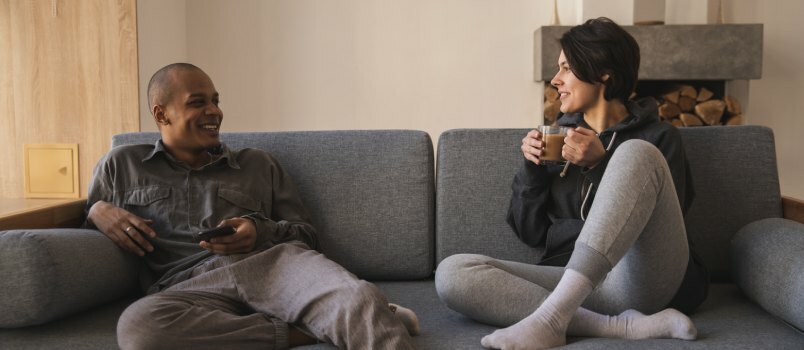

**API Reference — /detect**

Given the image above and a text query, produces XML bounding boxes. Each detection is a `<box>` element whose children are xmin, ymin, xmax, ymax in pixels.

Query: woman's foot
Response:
<box><xmin>481</xmin><ymin>269</ymin><xmax>593</xmax><ymax>350</ymax></box>
<box><xmin>481</xmin><ymin>310</ymin><xmax>566</xmax><ymax>350</ymax></box>
<box><xmin>619</xmin><ymin>308</ymin><xmax>697</xmax><ymax>340</ymax></box>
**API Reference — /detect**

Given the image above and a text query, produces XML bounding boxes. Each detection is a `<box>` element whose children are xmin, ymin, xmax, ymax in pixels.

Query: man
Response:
<box><xmin>85</xmin><ymin>63</ymin><xmax>418</xmax><ymax>349</ymax></box>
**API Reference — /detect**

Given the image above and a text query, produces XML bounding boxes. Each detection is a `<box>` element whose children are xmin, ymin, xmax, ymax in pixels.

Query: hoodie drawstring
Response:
<box><xmin>580</xmin><ymin>131</ymin><xmax>617</xmax><ymax>221</ymax></box>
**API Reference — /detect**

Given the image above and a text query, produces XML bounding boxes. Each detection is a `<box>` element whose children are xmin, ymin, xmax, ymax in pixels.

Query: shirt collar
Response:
<box><xmin>142</xmin><ymin>139</ymin><xmax>241</xmax><ymax>170</ymax></box>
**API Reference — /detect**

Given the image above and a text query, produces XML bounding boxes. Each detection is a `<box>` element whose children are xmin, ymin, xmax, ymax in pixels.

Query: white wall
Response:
<box><xmin>138</xmin><ymin>0</ymin><xmax>804</xmax><ymax>198</ymax></box>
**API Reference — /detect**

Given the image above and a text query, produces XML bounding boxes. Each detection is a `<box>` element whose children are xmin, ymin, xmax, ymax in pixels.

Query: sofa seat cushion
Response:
<box><xmin>369</xmin><ymin>282</ymin><xmax>804</xmax><ymax>349</ymax></box>
<box><xmin>0</xmin><ymin>229</ymin><xmax>139</xmax><ymax>328</ymax></box>
<box><xmin>2</xmin><ymin>283</ymin><xmax>802</xmax><ymax>349</ymax></box>
<box><xmin>732</xmin><ymin>218</ymin><xmax>804</xmax><ymax>331</ymax></box>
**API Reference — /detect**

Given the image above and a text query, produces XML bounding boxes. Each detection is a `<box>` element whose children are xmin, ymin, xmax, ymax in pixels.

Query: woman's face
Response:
<box><xmin>550</xmin><ymin>50</ymin><xmax>605</xmax><ymax>114</ymax></box>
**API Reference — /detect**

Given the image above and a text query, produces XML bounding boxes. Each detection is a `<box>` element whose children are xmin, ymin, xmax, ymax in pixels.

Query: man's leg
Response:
<box><xmin>119</xmin><ymin>242</ymin><xmax>414</xmax><ymax>349</ymax></box>
<box><xmin>117</xmin><ymin>290</ymin><xmax>290</xmax><ymax>350</ymax></box>
<box><xmin>224</xmin><ymin>242</ymin><xmax>415</xmax><ymax>349</ymax></box>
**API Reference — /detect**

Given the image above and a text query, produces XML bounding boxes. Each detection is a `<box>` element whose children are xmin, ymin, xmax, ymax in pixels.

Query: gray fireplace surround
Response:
<box><xmin>534</xmin><ymin>24</ymin><xmax>763</xmax><ymax>81</ymax></box>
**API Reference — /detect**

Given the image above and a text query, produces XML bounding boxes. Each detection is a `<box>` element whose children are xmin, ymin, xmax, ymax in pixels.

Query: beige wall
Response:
<box><xmin>731</xmin><ymin>0</ymin><xmax>804</xmax><ymax>199</ymax></box>
<box><xmin>137</xmin><ymin>0</ymin><xmax>187</xmax><ymax>128</ymax></box>
<box><xmin>1</xmin><ymin>0</ymin><xmax>139</xmax><ymax>198</ymax></box>
<box><xmin>138</xmin><ymin>0</ymin><xmax>548</xmax><ymax>142</ymax></box>
<box><xmin>138</xmin><ymin>0</ymin><xmax>804</xmax><ymax>198</ymax></box>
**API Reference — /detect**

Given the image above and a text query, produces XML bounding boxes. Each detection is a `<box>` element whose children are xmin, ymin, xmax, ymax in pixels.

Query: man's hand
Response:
<box><xmin>521</xmin><ymin>129</ymin><xmax>545</xmax><ymax>165</ymax></box>
<box><xmin>563</xmin><ymin>127</ymin><xmax>607</xmax><ymax>169</ymax></box>
<box><xmin>87</xmin><ymin>201</ymin><xmax>156</xmax><ymax>256</ymax></box>
<box><xmin>200</xmin><ymin>217</ymin><xmax>257</xmax><ymax>255</ymax></box>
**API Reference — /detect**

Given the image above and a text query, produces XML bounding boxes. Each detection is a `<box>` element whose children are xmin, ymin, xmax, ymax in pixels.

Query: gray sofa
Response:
<box><xmin>1</xmin><ymin>126</ymin><xmax>802</xmax><ymax>349</ymax></box>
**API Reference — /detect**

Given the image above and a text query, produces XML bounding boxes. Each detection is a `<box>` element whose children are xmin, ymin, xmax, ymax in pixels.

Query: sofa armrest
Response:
<box><xmin>0</xmin><ymin>198</ymin><xmax>86</xmax><ymax>231</ymax></box>
<box><xmin>782</xmin><ymin>196</ymin><xmax>804</xmax><ymax>225</ymax></box>
<box><xmin>732</xmin><ymin>218</ymin><xmax>804</xmax><ymax>331</ymax></box>
<box><xmin>0</xmin><ymin>228</ymin><xmax>140</xmax><ymax>328</ymax></box>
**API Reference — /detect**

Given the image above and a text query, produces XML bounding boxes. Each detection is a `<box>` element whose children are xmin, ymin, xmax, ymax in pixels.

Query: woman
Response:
<box><xmin>435</xmin><ymin>18</ymin><xmax>708</xmax><ymax>350</ymax></box>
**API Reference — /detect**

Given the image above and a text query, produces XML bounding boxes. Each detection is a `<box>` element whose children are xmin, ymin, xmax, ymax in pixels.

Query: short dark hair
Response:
<box><xmin>147</xmin><ymin>63</ymin><xmax>204</xmax><ymax>112</ymax></box>
<box><xmin>559</xmin><ymin>17</ymin><xmax>640</xmax><ymax>102</ymax></box>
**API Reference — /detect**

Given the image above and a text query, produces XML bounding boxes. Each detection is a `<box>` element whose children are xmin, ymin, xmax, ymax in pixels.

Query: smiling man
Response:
<box><xmin>85</xmin><ymin>63</ymin><xmax>418</xmax><ymax>349</ymax></box>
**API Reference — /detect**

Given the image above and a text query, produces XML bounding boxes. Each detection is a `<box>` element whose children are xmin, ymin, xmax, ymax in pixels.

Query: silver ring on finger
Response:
<box><xmin>124</xmin><ymin>226</ymin><xmax>133</xmax><ymax>235</ymax></box>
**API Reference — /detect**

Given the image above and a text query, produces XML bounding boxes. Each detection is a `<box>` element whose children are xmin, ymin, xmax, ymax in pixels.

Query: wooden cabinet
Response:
<box><xmin>0</xmin><ymin>0</ymin><xmax>139</xmax><ymax>198</ymax></box>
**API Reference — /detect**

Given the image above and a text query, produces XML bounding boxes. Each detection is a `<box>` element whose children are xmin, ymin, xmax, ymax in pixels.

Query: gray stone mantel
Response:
<box><xmin>534</xmin><ymin>24</ymin><xmax>763</xmax><ymax>81</ymax></box>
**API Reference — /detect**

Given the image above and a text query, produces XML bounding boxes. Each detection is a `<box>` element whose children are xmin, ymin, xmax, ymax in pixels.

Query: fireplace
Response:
<box><xmin>534</xmin><ymin>24</ymin><xmax>762</xmax><ymax>127</ymax></box>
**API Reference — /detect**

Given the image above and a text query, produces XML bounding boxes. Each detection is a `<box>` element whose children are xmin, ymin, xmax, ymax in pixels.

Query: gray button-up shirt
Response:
<box><xmin>85</xmin><ymin>140</ymin><xmax>317</xmax><ymax>293</ymax></box>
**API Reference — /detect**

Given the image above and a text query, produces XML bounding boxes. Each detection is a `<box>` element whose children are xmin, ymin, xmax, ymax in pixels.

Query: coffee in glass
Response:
<box><xmin>539</xmin><ymin>125</ymin><xmax>570</xmax><ymax>165</ymax></box>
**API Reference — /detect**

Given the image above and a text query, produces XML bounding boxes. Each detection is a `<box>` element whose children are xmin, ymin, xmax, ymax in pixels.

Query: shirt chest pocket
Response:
<box><xmin>123</xmin><ymin>186</ymin><xmax>171</xmax><ymax>206</ymax></box>
<box><xmin>122</xmin><ymin>186</ymin><xmax>171</xmax><ymax>224</ymax></box>
<box><xmin>217</xmin><ymin>187</ymin><xmax>262</xmax><ymax>215</ymax></box>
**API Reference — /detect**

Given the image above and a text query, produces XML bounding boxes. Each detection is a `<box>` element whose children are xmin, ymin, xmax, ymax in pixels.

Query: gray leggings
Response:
<box><xmin>435</xmin><ymin>140</ymin><xmax>689</xmax><ymax>327</ymax></box>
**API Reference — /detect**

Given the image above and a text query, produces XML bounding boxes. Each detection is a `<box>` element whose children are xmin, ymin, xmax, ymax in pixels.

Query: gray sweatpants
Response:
<box><xmin>435</xmin><ymin>140</ymin><xmax>689</xmax><ymax>327</ymax></box>
<box><xmin>117</xmin><ymin>242</ymin><xmax>414</xmax><ymax>349</ymax></box>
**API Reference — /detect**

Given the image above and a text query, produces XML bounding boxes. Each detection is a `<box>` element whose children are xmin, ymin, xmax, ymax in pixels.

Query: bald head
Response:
<box><xmin>147</xmin><ymin>63</ymin><xmax>205</xmax><ymax>113</ymax></box>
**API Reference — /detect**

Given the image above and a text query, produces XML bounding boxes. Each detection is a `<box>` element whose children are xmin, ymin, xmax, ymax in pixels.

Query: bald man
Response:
<box><xmin>85</xmin><ymin>63</ymin><xmax>418</xmax><ymax>349</ymax></box>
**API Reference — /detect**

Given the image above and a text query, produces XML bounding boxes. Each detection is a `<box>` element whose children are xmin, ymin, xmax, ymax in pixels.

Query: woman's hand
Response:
<box><xmin>87</xmin><ymin>201</ymin><xmax>156</xmax><ymax>256</ymax></box>
<box><xmin>521</xmin><ymin>129</ymin><xmax>545</xmax><ymax>165</ymax></box>
<box><xmin>200</xmin><ymin>217</ymin><xmax>258</xmax><ymax>255</ymax></box>
<box><xmin>563</xmin><ymin>127</ymin><xmax>607</xmax><ymax>169</ymax></box>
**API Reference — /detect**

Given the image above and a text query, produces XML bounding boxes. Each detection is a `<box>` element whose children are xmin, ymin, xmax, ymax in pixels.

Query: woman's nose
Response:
<box><xmin>550</xmin><ymin>73</ymin><xmax>561</xmax><ymax>88</ymax></box>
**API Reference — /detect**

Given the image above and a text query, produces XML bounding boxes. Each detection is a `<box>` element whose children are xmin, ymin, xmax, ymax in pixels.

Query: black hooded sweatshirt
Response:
<box><xmin>506</xmin><ymin>97</ymin><xmax>708</xmax><ymax>313</ymax></box>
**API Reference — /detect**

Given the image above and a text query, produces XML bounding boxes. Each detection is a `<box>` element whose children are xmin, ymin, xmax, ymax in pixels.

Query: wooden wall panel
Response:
<box><xmin>0</xmin><ymin>0</ymin><xmax>139</xmax><ymax>198</ymax></box>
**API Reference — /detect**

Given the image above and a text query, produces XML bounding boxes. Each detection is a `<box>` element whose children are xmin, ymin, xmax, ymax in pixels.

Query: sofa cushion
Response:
<box><xmin>436</xmin><ymin>129</ymin><xmax>543</xmax><ymax>264</ymax></box>
<box><xmin>7</xmin><ymin>283</ymin><xmax>799</xmax><ymax>349</ymax></box>
<box><xmin>680</xmin><ymin>126</ymin><xmax>782</xmax><ymax>281</ymax></box>
<box><xmin>0</xmin><ymin>229</ymin><xmax>139</xmax><ymax>328</ymax></box>
<box><xmin>732</xmin><ymin>218</ymin><xmax>804</xmax><ymax>331</ymax></box>
<box><xmin>112</xmin><ymin>130</ymin><xmax>435</xmax><ymax>280</ymax></box>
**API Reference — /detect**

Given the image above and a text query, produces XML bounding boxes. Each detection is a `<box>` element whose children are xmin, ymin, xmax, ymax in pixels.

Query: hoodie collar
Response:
<box><xmin>143</xmin><ymin>139</ymin><xmax>241</xmax><ymax>170</ymax></box>
<box><xmin>556</xmin><ymin>97</ymin><xmax>659</xmax><ymax>134</ymax></box>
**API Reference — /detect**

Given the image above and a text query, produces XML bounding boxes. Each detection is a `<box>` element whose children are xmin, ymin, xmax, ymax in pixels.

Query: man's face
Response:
<box><xmin>158</xmin><ymin>69</ymin><xmax>223</xmax><ymax>152</ymax></box>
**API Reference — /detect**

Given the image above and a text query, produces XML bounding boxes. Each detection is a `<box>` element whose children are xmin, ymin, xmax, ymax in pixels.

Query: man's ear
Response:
<box><xmin>152</xmin><ymin>105</ymin><xmax>170</xmax><ymax>126</ymax></box>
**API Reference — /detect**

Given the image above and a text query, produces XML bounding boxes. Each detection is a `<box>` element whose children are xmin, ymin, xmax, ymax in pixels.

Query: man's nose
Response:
<box><xmin>206</xmin><ymin>103</ymin><xmax>222</xmax><ymax>115</ymax></box>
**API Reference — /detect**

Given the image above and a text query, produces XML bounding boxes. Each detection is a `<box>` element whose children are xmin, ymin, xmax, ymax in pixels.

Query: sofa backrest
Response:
<box><xmin>435</xmin><ymin>126</ymin><xmax>782</xmax><ymax>282</ymax></box>
<box><xmin>112</xmin><ymin>130</ymin><xmax>435</xmax><ymax>280</ymax></box>
<box><xmin>436</xmin><ymin>129</ymin><xmax>545</xmax><ymax>264</ymax></box>
<box><xmin>680</xmin><ymin>126</ymin><xmax>781</xmax><ymax>281</ymax></box>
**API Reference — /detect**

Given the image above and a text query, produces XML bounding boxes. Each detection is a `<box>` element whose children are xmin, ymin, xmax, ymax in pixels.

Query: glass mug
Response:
<box><xmin>539</xmin><ymin>125</ymin><xmax>570</xmax><ymax>165</ymax></box>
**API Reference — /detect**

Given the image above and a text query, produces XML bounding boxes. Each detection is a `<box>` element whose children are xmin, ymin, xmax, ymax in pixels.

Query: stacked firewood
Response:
<box><xmin>656</xmin><ymin>85</ymin><xmax>743</xmax><ymax>127</ymax></box>
<box><xmin>543</xmin><ymin>83</ymin><xmax>744</xmax><ymax>127</ymax></box>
